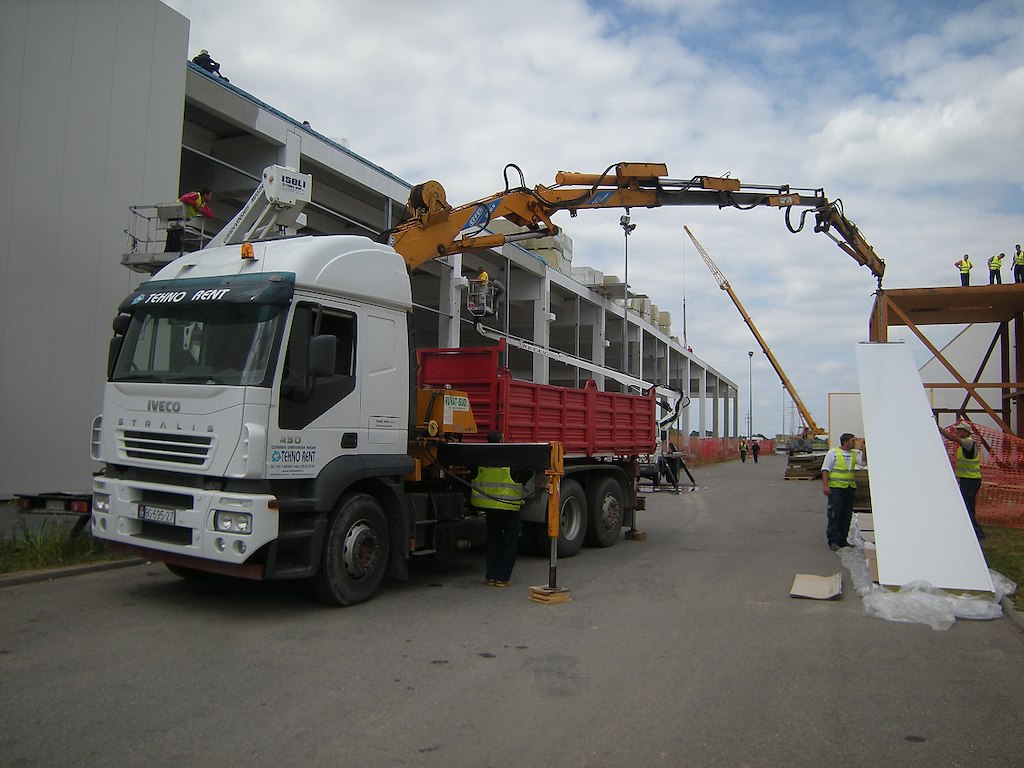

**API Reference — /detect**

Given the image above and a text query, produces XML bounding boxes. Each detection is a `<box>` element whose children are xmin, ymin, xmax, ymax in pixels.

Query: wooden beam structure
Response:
<box><xmin>869</xmin><ymin>285</ymin><xmax>1024</xmax><ymax>437</ymax></box>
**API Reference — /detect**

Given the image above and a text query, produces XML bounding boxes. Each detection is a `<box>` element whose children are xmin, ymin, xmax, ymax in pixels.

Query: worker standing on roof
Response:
<box><xmin>821</xmin><ymin>433</ymin><xmax>861</xmax><ymax>551</ymax></box>
<box><xmin>1014</xmin><ymin>244</ymin><xmax>1024</xmax><ymax>284</ymax></box>
<box><xmin>191</xmin><ymin>49</ymin><xmax>229</xmax><ymax>82</ymax></box>
<box><xmin>938</xmin><ymin>420</ymin><xmax>985</xmax><ymax>541</ymax></box>
<box><xmin>955</xmin><ymin>254</ymin><xmax>973</xmax><ymax>286</ymax></box>
<box><xmin>987</xmin><ymin>253</ymin><xmax>1003</xmax><ymax>285</ymax></box>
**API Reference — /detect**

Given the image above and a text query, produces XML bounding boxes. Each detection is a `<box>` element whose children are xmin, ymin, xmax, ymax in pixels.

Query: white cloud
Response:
<box><xmin>162</xmin><ymin>0</ymin><xmax>1024</xmax><ymax>437</ymax></box>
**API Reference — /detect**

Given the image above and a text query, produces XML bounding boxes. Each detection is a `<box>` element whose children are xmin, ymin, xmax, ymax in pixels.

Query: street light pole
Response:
<box><xmin>620</xmin><ymin>215</ymin><xmax>636</xmax><ymax>375</ymax></box>
<box><xmin>748</xmin><ymin>350</ymin><xmax>754</xmax><ymax>438</ymax></box>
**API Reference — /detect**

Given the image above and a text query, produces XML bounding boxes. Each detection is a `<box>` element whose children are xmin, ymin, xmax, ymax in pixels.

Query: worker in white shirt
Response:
<box><xmin>821</xmin><ymin>433</ymin><xmax>862</xmax><ymax>551</ymax></box>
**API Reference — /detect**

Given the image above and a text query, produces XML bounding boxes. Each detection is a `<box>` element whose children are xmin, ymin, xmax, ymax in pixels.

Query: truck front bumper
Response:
<box><xmin>91</xmin><ymin>476</ymin><xmax>279</xmax><ymax>571</ymax></box>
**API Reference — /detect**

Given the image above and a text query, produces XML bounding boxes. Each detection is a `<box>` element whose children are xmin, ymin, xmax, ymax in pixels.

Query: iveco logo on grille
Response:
<box><xmin>148</xmin><ymin>400</ymin><xmax>182</xmax><ymax>413</ymax></box>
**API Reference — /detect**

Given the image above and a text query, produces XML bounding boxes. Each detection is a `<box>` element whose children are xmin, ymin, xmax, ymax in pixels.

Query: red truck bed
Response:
<box><xmin>416</xmin><ymin>344</ymin><xmax>656</xmax><ymax>457</ymax></box>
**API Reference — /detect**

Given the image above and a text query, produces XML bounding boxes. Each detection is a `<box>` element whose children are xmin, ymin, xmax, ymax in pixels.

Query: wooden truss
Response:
<box><xmin>869</xmin><ymin>285</ymin><xmax>1024</xmax><ymax>437</ymax></box>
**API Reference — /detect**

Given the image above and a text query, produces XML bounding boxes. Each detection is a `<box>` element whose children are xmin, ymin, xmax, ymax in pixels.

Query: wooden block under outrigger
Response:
<box><xmin>529</xmin><ymin>585</ymin><xmax>572</xmax><ymax>604</ymax></box>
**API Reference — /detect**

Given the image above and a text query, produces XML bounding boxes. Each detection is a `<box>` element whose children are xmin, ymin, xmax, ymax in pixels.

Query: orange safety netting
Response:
<box><xmin>944</xmin><ymin>424</ymin><xmax>1024</xmax><ymax>529</ymax></box>
<box><xmin>680</xmin><ymin>436</ymin><xmax>776</xmax><ymax>467</ymax></box>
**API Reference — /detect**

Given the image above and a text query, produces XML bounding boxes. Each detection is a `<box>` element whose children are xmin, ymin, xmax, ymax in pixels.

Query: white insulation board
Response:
<box><xmin>855</xmin><ymin>343</ymin><xmax>993</xmax><ymax>592</ymax></box>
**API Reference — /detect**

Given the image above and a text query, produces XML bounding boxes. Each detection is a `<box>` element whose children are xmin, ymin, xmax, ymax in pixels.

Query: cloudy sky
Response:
<box><xmin>163</xmin><ymin>0</ymin><xmax>1024</xmax><ymax>438</ymax></box>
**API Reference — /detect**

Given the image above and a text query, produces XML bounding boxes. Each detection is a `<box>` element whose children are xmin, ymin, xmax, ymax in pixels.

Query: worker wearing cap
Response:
<box><xmin>939</xmin><ymin>420</ymin><xmax>985</xmax><ymax>540</ymax></box>
<box><xmin>987</xmin><ymin>253</ymin><xmax>1004</xmax><ymax>285</ymax></box>
<box><xmin>1014</xmin><ymin>244</ymin><xmax>1024</xmax><ymax>284</ymax></box>
<box><xmin>955</xmin><ymin>254</ymin><xmax>973</xmax><ymax>286</ymax></box>
<box><xmin>821</xmin><ymin>433</ymin><xmax>862</xmax><ymax>550</ymax></box>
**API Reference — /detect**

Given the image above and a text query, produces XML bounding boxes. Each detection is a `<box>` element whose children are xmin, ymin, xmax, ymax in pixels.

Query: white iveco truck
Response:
<box><xmin>90</xmin><ymin>233</ymin><xmax>429</xmax><ymax>604</ymax></box>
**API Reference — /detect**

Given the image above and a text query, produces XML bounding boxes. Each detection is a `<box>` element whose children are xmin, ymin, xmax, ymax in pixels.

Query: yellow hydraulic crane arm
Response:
<box><xmin>383</xmin><ymin>162</ymin><xmax>886</xmax><ymax>283</ymax></box>
<box><xmin>684</xmin><ymin>225</ymin><xmax>826</xmax><ymax>438</ymax></box>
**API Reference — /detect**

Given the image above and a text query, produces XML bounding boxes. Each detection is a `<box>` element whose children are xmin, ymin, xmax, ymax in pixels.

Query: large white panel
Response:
<box><xmin>855</xmin><ymin>342</ymin><xmax>993</xmax><ymax>592</ymax></box>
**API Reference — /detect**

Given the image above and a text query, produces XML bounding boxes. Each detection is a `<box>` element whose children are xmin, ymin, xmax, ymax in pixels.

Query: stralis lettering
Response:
<box><xmin>148</xmin><ymin>400</ymin><xmax>182</xmax><ymax>413</ymax></box>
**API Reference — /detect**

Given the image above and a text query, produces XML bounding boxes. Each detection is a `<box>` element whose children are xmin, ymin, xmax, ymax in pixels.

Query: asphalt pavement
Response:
<box><xmin>2</xmin><ymin>454</ymin><xmax>1023</xmax><ymax>767</ymax></box>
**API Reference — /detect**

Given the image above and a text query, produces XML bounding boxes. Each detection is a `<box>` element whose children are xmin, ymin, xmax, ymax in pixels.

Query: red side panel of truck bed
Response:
<box><xmin>416</xmin><ymin>344</ymin><xmax>656</xmax><ymax>457</ymax></box>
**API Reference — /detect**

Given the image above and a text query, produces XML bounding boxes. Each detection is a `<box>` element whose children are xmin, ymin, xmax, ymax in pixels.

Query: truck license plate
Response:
<box><xmin>138</xmin><ymin>504</ymin><xmax>176</xmax><ymax>525</ymax></box>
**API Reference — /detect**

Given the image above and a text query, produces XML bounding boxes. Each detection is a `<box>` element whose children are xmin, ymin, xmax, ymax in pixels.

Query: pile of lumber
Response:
<box><xmin>784</xmin><ymin>453</ymin><xmax>823</xmax><ymax>480</ymax></box>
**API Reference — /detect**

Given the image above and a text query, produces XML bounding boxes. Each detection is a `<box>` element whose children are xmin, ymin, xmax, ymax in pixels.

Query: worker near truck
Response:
<box><xmin>1014</xmin><ymin>244</ymin><xmax>1024</xmax><ymax>284</ymax></box>
<box><xmin>180</xmin><ymin>187</ymin><xmax>214</xmax><ymax>219</ymax></box>
<box><xmin>165</xmin><ymin>187</ymin><xmax>214</xmax><ymax>253</ymax></box>
<box><xmin>938</xmin><ymin>420</ymin><xmax>985</xmax><ymax>540</ymax></box>
<box><xmin>471</xmin><ymin>432</ymin><xmax>529</xmax><ymax>587</ymax></box>
<box><xmin>821</xmin><ymin>433</ymin><xmax>861</xmax><ymax>551</ymax></box>
<box><xmin>955</xmin><ymin>254</ymin><xmax>973</xmax><ymax>286</ymax></box>
<box><xmin>987</xmin><ymin>253</ymin><xmax>1004</xmax><ymax>285</ymax></box>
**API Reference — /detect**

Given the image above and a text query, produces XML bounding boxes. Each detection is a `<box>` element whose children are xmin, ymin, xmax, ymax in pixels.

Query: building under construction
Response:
<box><xmin>1</xmin><ymin>0</ymin><xmax>741</xmax><ymax>498</ymax></box>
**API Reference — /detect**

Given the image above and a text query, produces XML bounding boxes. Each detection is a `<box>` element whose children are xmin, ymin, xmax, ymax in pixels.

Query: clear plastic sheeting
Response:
<box><xmin>838</xmin><ymin>543</ymin><xmax>1014</xmax><ymax>631</ymax></box>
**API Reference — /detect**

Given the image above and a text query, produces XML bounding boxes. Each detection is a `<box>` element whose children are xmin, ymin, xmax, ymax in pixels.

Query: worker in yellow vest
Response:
<box><xmin>179</xmin><ymin>187</ymin><xmax>214</xmax><ymax>219</ymax></box>
<box><xmin>471</xmin><ymin>432</ymin><xmax>529</xmax><ymax>586</ymax></box>
<box><xmin>939</xmin><ymin>420</ymin><xmax>985</xmax><ymax>540</ymax></box>
<box><xmin>954</xmin><ymin>254</ymin><xmax>973</xmax><ymax>286</ymax></box>
<box><xmin>987</xmin><ymin>252</ymin><xmax>1004</xmax><ymax>285</ymax></box>
<box><xmin>1014</xmin><ymin>244</ymin><xmax>1024</xmax><ymax>284</ymax></box>
<box><xmin>165</xmin><ymin>187</ymin><xmax>214</xmax><ymax>253</ymax></box>
<box><xmin>821</xmin><ymin>433</ymin><xmax>862</xmax><ymax>550</ymax></box>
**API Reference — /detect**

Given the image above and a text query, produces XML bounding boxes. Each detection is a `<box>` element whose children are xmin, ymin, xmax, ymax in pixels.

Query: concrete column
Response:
<box><xmin>532</xmin><ymin>272</ymin><xmax>552</xmax><ymax>384</ymax></box>
<box><xmin>698</xmin><ymin>367</ymin><xmax>708</xmax><ymax>439</ymax></box>
<box><xmin>438</xmin><ymin>254</ymin><xmax>464</xmax><ymax>348</ymax></box>
<box><xmin>592</xmin><ymin>304</ymin><xmax>606</xmax><ymax>390</ymax></box>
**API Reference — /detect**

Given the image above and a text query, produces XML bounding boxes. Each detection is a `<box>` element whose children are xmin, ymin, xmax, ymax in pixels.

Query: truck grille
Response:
<box><xmin>119</xmin><ymin>430</ymin><xmax>214</xmax><ymax>467</ymax></box>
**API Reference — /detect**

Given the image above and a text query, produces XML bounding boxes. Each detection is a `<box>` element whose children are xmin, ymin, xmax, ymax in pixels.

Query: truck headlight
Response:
<box><xmin>214</xmin><ymin>510</ymin><xmax>252</xmax><ymax>534</ymax></box>
<box><xmin>93</xmin><ymin>493</ymin><xmax>110</xmax><ymax>514</ymax></box>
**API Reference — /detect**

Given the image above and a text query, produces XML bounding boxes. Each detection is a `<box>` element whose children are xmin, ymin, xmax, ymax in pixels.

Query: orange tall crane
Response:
<box><xmin>685</xmin><ymin>225</ymin><xmax>826</xmax><ymax>438</ymax></box>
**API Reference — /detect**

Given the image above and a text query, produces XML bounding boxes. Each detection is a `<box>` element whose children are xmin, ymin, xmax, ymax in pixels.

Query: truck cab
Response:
<box><xmin>91</xmin><ymin>236</ymin><xmax>416</xmax><ymax>602</ymax></box>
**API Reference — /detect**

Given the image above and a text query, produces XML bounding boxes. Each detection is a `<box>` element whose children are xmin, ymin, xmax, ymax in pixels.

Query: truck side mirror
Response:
<box><xmin>308</xmin><ymin>334</ymin><xmax>336</xmax><ymax>377</ymax></box>
<box><xmin>107</xmin><ymin>337</ymin><xmax>122</xmax><ymax>379</ymax></box>
<box><xmin>108</xmin><ymin>314</ymin><xmax>130</xmax><ymax>378</ymax></box>
<box><xmin>112</xmin><ymin>314</ymin><xmax>131</xmax><ymax>335</ymax></box>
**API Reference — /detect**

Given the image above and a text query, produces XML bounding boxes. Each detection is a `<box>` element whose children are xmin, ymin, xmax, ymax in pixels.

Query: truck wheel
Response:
<box><xmin>585</xmin><ymin>476</ymin><xmax>623</xmax><ymax>548</ymax></box>
<box><xmin>313</xmin><ymin>493</ymin><xmax>389</xmax><ymax>606</ymax></box>
<box><xmin>553</xmin><ymin>478</ymin><xmax>587</xmax><ymax>558</ymax></box>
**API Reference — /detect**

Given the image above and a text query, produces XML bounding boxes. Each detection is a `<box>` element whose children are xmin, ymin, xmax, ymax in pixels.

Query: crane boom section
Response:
<box><xmin>386</xmin><ymin>162</ymin><xmax>885</xmax><ymax>278</ymax></box>
<box><xmin>684</xmin><ymin>226</ymin><xmax>825</xmax><ymax>437</ymax></box>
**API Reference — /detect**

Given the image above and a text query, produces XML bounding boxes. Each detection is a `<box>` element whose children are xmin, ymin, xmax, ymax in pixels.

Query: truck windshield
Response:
<box><xmin>112</xmin><ymin>304</ymin><xmax>286</xmax><ymax>386</ymax></box>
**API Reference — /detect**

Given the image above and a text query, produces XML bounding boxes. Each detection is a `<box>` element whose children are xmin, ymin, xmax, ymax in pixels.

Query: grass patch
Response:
<box><xmin>980</xmin><ymin>525</ymin><xmax>1024</xmax><ymax>603</ymax></box>
<box><xmin>0</xmin><ymin>518</ymin><xmax>127</xmax><ymax>575</ymax></box>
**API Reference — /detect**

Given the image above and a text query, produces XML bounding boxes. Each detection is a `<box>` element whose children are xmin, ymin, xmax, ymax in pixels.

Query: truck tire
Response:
<box><xmin>585</xmin><ymin>476</ymin><xmax>623</xmax><ymax>548</ymax></box>
<box><xmin>313</xmin><ymin>493</ymin><xmax>389</xmax><ymax>606</ymax></box>
<box><xmin>534</xmin><ymin>478</ymin><xmax>587</xmax><ymax>557</ymax></box>
<box><xmin>556</xmin><ymin>478</ymin><xmax>587</xmax><ymax>557</ymax></box>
